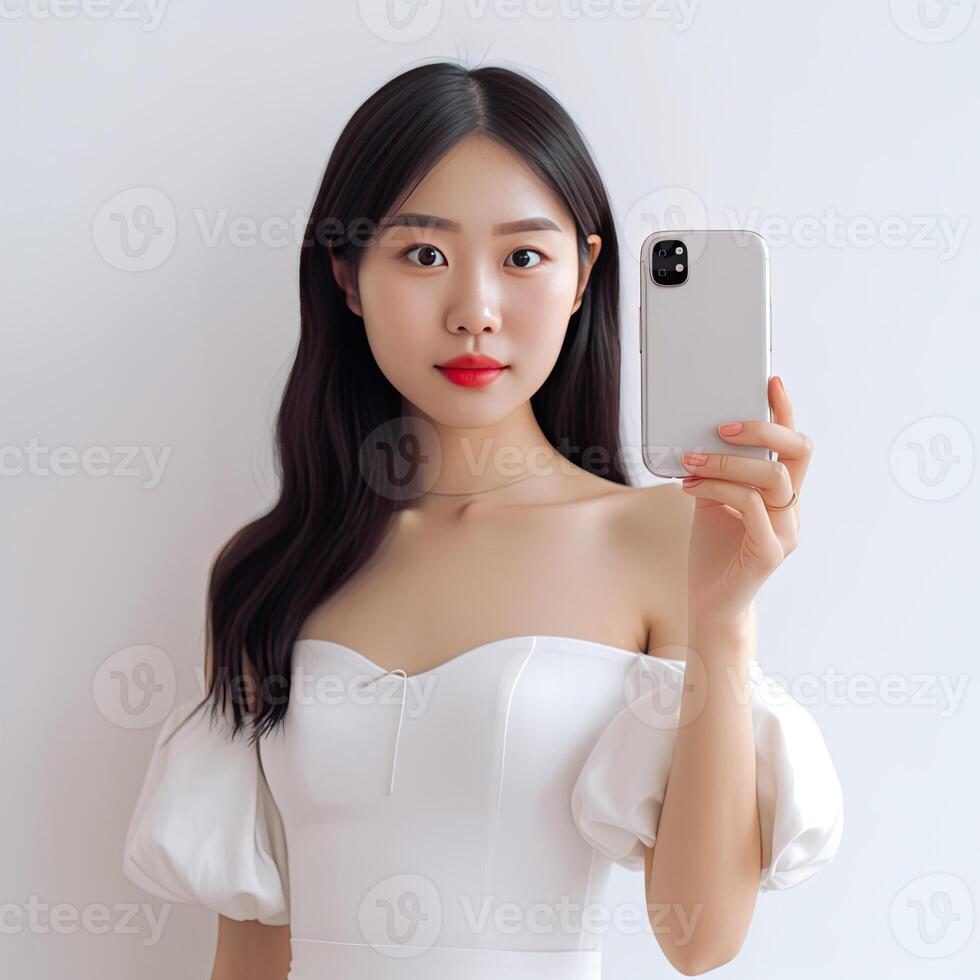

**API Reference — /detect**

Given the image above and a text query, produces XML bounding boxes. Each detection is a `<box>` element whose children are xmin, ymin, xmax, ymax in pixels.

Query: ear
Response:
<box><xmin>570</xmin><ymin>234</ymin><xmax>602</xmax><ymax>316</ymax></box>
<box><xmin>328</xmin><ymin>247</ymin><xmax>363</xmax><ymax>318</ymax></box>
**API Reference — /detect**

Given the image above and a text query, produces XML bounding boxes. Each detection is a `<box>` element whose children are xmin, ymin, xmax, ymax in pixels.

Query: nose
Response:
<box><xmin>444</xmin><ymin>267</ymin><xmax>502</xmax><ymax>337</ymax></box>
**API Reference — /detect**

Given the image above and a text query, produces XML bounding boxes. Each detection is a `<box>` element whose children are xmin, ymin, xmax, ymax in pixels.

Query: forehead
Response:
<box><xmin>386</xmin><ymin>135</ymin><xmax>575</xmax><ymax>236</ymax></box>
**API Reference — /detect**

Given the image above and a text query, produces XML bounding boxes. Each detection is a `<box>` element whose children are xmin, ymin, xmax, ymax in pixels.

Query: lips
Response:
<box><xmin>437</xmin><ymin>354</ymin><xmax>503</xmax><ymax>370</ymax></box>
<box><xmin>435</xmin><ymin>353</ymin><xmax>507</xmax><ymax>388</ymax></box>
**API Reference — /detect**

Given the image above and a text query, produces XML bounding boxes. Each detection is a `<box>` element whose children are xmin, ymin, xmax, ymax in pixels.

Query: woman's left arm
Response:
<box><xmin>646</xmin><ymin>375</ymin><xmax>811</xmax><ymax>975</ymax></box>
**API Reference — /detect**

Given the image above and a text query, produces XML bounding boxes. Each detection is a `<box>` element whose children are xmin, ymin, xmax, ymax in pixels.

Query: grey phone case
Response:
<box><xmin>640</xmin><ymin>229</ymin><xmax>773</xmax><ymax>479</ymax></box>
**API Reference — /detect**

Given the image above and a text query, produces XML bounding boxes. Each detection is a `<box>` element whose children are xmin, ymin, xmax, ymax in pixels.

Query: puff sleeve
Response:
<box><xmin>570</xmin><ymin>657</ymin><xmax>844</xmax><ymax>891</ymax></box>
<box><xmin>122</xmin><ymin>695</ymin><xmax>290</xmax><ymax>924</ymax></box>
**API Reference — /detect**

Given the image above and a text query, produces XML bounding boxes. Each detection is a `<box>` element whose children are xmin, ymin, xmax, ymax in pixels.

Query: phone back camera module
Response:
<box><xmin>651</xmin><ymin>239</ymin><xmax>687</xmax><ymax>285</ymax></box>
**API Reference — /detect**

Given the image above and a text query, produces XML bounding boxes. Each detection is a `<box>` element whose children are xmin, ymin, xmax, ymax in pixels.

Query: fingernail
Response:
<box><xmin>718</xmin><ymin>422</ymin><xmax>742</xmax><ymax>435</ymax></box>
<box><xmin>683</xmin><ymin>452</ymin><xmax>708</xmax><ymax>466</ymax></box>
<box><xmin>776</xmin><ymin>376</ymin><xmax>785</xmax><ymax>393</ymax></box>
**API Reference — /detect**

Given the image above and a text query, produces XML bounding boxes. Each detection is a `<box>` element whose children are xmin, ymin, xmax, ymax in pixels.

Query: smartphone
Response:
<box><xmin>640</xmin><ymin>229</ymin><xmax>773</xmax><ymax>479</ymax></box>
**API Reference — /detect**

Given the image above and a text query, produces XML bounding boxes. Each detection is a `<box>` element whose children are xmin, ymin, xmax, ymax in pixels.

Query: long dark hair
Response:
<box><xmin>192</xmin><ymin>60</ymin><xmax>629</xmax><ymax>745</ymax></box>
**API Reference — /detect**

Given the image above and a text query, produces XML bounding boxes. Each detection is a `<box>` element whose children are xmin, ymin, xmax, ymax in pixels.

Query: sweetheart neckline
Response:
<box><xmin>293</xmin><ymin>633</ymin><xmax>666</xmax><ymax>682</ymax></box>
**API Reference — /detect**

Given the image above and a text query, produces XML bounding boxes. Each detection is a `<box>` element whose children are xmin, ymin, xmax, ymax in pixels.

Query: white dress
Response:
<box><xmin>122</xmin><ymin>634</ymin><xmax>844</xmax><ymax>979</ymax></box>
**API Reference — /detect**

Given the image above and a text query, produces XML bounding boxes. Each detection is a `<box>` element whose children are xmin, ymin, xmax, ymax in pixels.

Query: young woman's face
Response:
<box><xmin>333</xmin><ymin>134</ymin><xmax>601</xmax><ymax>429</ymax></box>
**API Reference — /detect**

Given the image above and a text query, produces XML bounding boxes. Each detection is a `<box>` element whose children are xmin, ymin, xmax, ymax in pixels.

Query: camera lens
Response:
<box><xmin>658</xmin><ymin>249</ymin><xmax>666</xmax><ymax>257</ymax></box>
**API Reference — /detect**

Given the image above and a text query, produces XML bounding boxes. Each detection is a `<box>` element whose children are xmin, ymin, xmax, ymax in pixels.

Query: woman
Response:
<box><xmin>123</xmin><ymin>61</ymin><xmax>843</xmax><ymax>979</ymax></box>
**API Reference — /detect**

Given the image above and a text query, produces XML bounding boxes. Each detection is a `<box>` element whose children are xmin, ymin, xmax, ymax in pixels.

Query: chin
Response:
<box><xmin>419</xmin><ymin>398</ymin><xmax>515</xmax><ymax>429</ymax></box>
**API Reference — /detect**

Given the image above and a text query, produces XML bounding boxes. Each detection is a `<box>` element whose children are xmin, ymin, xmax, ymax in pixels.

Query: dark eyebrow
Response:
<box><xmin>378</xmin><ymin>213</ymin><xmax>563</xmax><ymax>235</ymax></box>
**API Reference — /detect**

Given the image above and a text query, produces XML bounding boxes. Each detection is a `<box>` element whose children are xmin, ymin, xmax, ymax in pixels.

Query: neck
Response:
<box><xmin>398</xmin><ymin>398</ymin><xmax>567</xmax><ymax>510</ymax></box>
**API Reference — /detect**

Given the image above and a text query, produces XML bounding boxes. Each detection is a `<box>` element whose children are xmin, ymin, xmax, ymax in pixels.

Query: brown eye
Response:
<box><xmin>506</xmin><ymin>248</ymin><xmax>542</xmax><ymax>269</ymax></box>
<box><xmin>405</xmin><ymin>244</ymin><xmax>446</xmax><ymax>268</ymax></box>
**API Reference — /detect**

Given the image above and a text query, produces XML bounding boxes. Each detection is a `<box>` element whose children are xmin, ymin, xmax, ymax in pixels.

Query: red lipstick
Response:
<box><xmin>435</xmin><ymin>353</ymin><xmax>507</xmax><ymax>388</ymax></box>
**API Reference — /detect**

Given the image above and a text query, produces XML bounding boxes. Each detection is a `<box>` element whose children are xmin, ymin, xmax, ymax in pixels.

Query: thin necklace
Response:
<box><xmin>422</xmin><ymin>470</ymin><xmax>536</xmax><ymax>496</ymax></box>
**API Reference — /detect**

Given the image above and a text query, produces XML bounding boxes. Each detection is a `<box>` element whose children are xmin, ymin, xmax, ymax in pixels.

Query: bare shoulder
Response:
<box><xmin>600</xmin><ymin>481</ymin><xmax>759</xmax><ymax>660</ymax></box>
<box><xmin>600</xmin><ymin>479</ymin><xmax>695</xmax><ymax>549</ymax></box>
<box><xmin>599</xmin><ymin>481</ymin><xmax>696</xmax><ymax>657</ymax></box>
<box><xmin>600</xmin><ymin>481</ymin><xmax>695</xmax><ymax>591</ymax></box>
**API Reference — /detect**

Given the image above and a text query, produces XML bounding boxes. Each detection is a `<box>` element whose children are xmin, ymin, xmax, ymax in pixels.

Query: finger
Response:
<box><xmin>681</xmin><ymin>451</ymin><xmax>794</xmax><ymax>509</ymax></box>
<box><xmin>680</xmin><ymin>477</ymin><xmax>783</xmax><ymax>569</ymax></box>
<box><xmin>767</xmin><ymin>375</ymin><xmax>812</xmax><ymax>488</ymax></box>
<box><xmin>717</xmin><ymin>376</ymin><xmax>812</xmax><ymax>489</ymax></box>
<box><xmin>769</xmin><ymin>375</ymin><xmax>795</xmax><ymax>430</ymax></box>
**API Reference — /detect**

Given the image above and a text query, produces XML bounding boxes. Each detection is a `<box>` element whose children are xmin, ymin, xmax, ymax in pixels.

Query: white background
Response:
<box><xmin>2</xmin><ymin>1</ymin><xmax>978</xmax><ymax>977</ymax></box>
